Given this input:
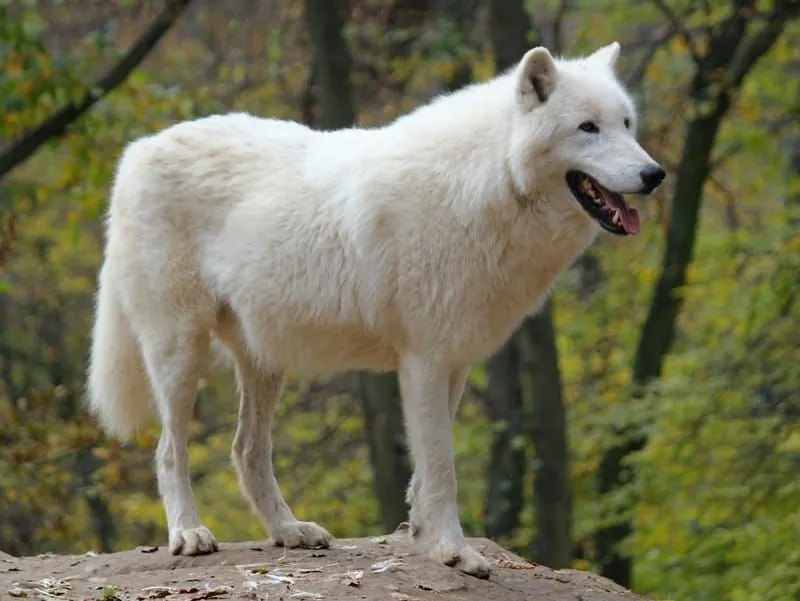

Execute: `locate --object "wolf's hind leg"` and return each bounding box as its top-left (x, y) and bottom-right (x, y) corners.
top-left (141, 326), bottom-right (217, 556)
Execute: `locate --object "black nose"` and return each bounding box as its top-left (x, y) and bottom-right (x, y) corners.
top-left (640, 164), bottom-right (665, 193)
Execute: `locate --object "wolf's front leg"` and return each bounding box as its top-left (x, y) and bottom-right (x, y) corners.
top-left (398, 355), bottom-right (491, 578)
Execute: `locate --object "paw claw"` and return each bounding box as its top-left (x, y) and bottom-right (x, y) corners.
top-left (429, 540), bottom-right (492, 578)
top-left (272, 521), bottom-right (332, 549)
top-left (169, 527), bottom-right (217, 556)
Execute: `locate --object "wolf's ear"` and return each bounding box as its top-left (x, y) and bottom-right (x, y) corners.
top-left (589, 41), bottom-right (620, 68)
top-left (517, 47), bottom-right (557, 108)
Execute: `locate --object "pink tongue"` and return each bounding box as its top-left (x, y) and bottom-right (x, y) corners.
top-left (602, 191), bottom-right (640, 235)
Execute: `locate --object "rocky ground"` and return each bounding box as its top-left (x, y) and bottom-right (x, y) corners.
top-left (1, 529), bottom-right (650, 601)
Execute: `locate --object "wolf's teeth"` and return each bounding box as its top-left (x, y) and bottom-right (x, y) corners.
top-left (612, 211), bottom-right (621, 225)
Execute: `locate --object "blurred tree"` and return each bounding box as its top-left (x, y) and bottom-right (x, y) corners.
top-left (484, 0), bottom-right (572, 569)
top-left (0, 0), bottom-right (194, 180)
top-left (437, 0), bottom-right (479, 91)
top-left (595, 0), bottom-right (800, 587)
top-left (482, 0), bottom-right (529, 545)
top-left (353, 373), bottom-right (412, 532)
top-left (482, 337), bottom-right (525, 541)
top-left (0, 0), bottom-right (196, 556)
top-left (520, 306), bottom-right (572, 568)
top-left (303, 0), bottom-right (355, 129)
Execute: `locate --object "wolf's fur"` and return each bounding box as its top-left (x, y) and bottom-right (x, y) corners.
top-left (88, 43), bottom-right (659, 577)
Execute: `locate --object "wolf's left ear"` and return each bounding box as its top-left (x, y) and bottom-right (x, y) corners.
top-left (517, 47), bottom-right (557, 109)
top-left (589, 41), bottom-right (621, 68)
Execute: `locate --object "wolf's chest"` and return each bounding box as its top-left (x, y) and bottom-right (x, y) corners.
top-left (420, 225), bottom-right (594, 362)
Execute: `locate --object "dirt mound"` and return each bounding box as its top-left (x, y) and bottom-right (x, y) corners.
top-left (1, 531), bottom-right (648, 601)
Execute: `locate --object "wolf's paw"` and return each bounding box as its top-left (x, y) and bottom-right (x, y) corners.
top-left (168, 526), bottom-right (218, 556)
top-left (429, 540), bottom-right (492, 579)
top-left (271, 521), bottom-right (332, 549)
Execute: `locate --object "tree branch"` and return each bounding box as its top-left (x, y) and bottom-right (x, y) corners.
top-left (728, 1), bottom-right (799, 87)
top-left (0, 0), bottom-right (194, 180)
top-left (650, 0), bottom-right (702, 63)
top-left (624, 27), bottom-right (675, 88)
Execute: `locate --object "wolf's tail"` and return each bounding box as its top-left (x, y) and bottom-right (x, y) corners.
top-left (87, 141), bottom-right (156, 441)
top-left (87, 262), bottom-right (153, 441)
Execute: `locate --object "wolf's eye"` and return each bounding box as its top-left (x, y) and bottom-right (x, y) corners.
top-left (624, 118), bottom-right (631, 129)
top-left (579, 121), bottom-right (599, 133)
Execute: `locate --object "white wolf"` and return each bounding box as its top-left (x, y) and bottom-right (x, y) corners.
top-left (88, 42), bottom-right (663, 578)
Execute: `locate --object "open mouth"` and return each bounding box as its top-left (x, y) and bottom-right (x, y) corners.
top-left (566, 170), bottom-right (640, 236)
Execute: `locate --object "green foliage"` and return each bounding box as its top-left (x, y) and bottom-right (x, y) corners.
top-left (1, 2), bottom-right (798, 600)
top-left (630, 214), bottom-right (799, 601)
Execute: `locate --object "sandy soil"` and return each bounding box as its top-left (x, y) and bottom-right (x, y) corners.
top-left (1, 529), bottom-right (649, 601)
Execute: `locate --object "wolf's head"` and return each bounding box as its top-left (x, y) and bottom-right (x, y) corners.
top-left (507, 42), bottom-right (664, 236)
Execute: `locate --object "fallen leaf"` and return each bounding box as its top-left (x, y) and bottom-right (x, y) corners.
top-left (265, 570), bottom-right (294, 585)
top-left (496, 553), bottom-right (537, 570)
top-left (187, 586), bottom-right (228, 601)
top-left (371, 558), bottom-right (404, 573)
top-left (343, 569), bottom-right (364, 587)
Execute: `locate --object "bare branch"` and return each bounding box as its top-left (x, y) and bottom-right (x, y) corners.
top-left (728, 1), bottom-right (799, 88)
top-left (0, 0), bottom-right (194, 180)
top-left (708, 174), bottom-right (740, 231)
top-left (624, 27), bottom-right (675, 88)
top-left (650, 0), bottom-right (702, 63)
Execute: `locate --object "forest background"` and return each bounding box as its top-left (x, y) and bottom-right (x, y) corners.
top-left (1, 1), bottom-right (798, 600)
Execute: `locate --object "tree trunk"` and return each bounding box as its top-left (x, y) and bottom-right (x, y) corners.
top-left (483, 339), bottom-right (525, 539)
top-left (356, 373), bottom-right (413, 532)
top-left (520, 302), bottom-right (572, 568)
top-left (488, 0), bottom-right (531, 71)
top-left (303, 0), bottom-right (355, 130)
top-left (481, 0), bottom-right (530, 544)
top-left (594, 1), bottom-right (797, 586)
top-left (485, 0), bottom-right (572, 567)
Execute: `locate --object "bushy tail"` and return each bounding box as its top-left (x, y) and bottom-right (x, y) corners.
top-left (87, 264), bottom-right (153, 441)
